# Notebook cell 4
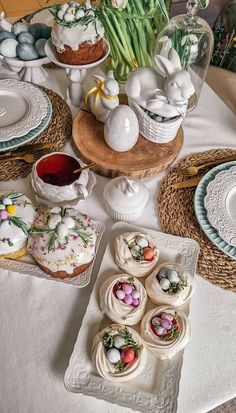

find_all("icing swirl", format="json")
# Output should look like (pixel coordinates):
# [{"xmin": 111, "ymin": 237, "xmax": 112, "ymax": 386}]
[
  {"xmin": 145, "ymin": 263, "xmax": 195, "ymax": 306},
  {"xmin": 140, "ymin": 306, "xmax": 191, "ymax": 359},
  {"xmin": 91, "ymin": 324, "xmax": 146, "ymax": 382},
  {"xmin": 114, "ymin": 232, "xmax": 159, "ymax": 277},
  {"xmin": 99, "ymin": 274, "xmax": 147, "ymax": 325}
]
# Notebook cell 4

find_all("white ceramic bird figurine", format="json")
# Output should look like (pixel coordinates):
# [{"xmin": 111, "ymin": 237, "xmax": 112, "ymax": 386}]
[
  {"xmin": 0, "ymin": 12, "xmax": 12, "ymax": 32},
  {"xmin": 85, "ymin": 70, "xmax": 120, "ymax": 123},
  {"xmin": 125, "ymin": 48, "xmax": 195, "ymax": 118}
]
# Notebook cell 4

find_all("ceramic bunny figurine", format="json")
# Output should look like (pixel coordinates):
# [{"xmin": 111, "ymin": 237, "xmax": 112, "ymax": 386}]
[
  {"xmin": 125, "ymin": 48, "xmax": 195, "ymax": 118},
  {"xmin": 86, "ymin": 70, "xmax": 120, "ymax": 123},
  {"xmin": 0, "ymin": 12, "xmax": 12, "ymax": 32}
]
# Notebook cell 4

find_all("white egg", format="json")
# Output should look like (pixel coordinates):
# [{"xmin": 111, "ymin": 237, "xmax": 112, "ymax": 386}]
[
  {"xmin": 48, "ymin": 214, "xmax": 61, "ymax": 229},
  {"xmin": 61, "ymin": 216, "xmax": 75, "ymax": 229},
  {"xmin": 61, "ymin": 3, "xmax": 69, "ymax": 12},
  {"xmin": 113, "ymin": 335, "xmax": 126, "ymax": 349},
  {"xmin": 0, "ymin": 38, "xmax": 18, "ymax": 58},
  {"xmin": 136, "ymin": 236, "xmax": 148, "ymax": 248},
  {"xmin": 56, "ymin": 222, "xmax": 68, "ymax": 241},
  {"xmin": 75, "ymin": 9, "xmax": 84, "ymax": 19},
  {"xmin": 160, "ymin": 278, "xmax": 171, "ymax": 291},
  {"xmin": 106, "ymin": 348, "xmax": 121, "ymax": 364},
  {"xmin": 104, "ymin": 105, "xmax": 139, "ymax": 152},
  {"xmin": 167, "ymin": 269, "xmax": 180, "ymax": 283},
  {"xmin": 57, "ymin": 10, "xmax": 65, "ymax": 20},
  {"xmin": 64, "ymin": 12, "xmax": 75, "ymax": 22}
]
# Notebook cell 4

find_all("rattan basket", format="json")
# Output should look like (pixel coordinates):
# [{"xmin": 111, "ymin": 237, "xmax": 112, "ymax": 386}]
[{"xmin": 128, "ymin": 98, "xmax": 183, "ymax": 144}]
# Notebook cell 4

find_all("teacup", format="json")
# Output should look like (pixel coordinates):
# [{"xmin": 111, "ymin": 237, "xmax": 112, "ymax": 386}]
[{"xmin": 31, "ymin": 152, "xmax": 96, "ymax": 205}]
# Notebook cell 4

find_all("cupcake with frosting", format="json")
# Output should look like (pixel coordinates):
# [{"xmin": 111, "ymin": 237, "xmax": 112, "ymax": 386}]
[
  {"xmin": 114, "ymin": 232, "xmax": 159, "ymax": 277},
  {"xmin": 140, "ymin": 306, "xmax": 190, "ymax": 359},
  {"xmin": 92, "ymin": 324, "xmax": 146, "ymax": 382},
  {"xmin": 99, "ymin": 274, "xmax": 147, "ymax": 325},
  {"xmin": 145, "ymin": 262, "xmax": 195, "ymax": 306}
]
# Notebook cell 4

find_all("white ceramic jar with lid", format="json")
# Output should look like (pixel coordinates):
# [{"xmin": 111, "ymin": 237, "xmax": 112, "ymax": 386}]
[{"xmin": 103, "ymin": 176, "xmax": 149, "ymax": 222}]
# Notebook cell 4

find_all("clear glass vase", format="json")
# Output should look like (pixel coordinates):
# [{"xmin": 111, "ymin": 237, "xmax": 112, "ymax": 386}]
[
  {"xmin": 97, "ymin": 0, "xmax": 170, "ymax": 83},
  {"xmin": 155, "ymin": 0, "xmax": 214, "ymax": 110}
]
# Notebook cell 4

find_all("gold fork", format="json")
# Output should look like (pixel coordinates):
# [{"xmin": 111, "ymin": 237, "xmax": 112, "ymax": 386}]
[
  {"xmin": 176, "ymin": 156, "xmax": 236, "ymax": 177},
  {"xmin": 0, "ymin": 153, "xmax": 35, "ymax": 164}
]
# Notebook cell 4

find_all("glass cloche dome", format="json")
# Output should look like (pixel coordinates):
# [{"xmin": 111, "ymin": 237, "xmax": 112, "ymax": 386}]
[{"xmin": 155, "ymin": 0, "xmax": 214, "ymax": 110}]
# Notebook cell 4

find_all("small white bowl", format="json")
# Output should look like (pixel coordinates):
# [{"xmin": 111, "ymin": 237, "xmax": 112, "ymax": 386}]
[{"xmin": 103, "ymin": 176, "xmax": 149, "ymax": 222}]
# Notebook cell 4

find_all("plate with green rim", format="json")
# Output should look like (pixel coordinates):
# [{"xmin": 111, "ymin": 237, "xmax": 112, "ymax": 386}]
[
  {"xmin": 0, "ymin": 94, "xmax": 52, "ymax": 152},
  {"xmin": 194, "ymin": 160, "xmax": 236, "ymax": 260}
]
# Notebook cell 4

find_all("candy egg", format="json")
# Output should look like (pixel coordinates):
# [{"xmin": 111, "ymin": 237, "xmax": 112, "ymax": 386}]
[
  {"xmin": 2, "ymin": 198, "xmax": 13, "ymax": 206},
  {"xmin": 160, "ymin": 278, "xmax": 171, "ymax": 291},
  {"xmin": 160, "ymin": 319, "xmax": 172, "ymax": 330},
  {"xmin": 143, "ymin": 247, "xmax": 154, "ymax": 261},
  {"xmin": 130, "ymin": 244, "xmax": 141, "ymax": 258},
  {"xmin": 106, "ymin": 348, "xmax": 121, "ymax": 364},
  {"xmin": 121, "ymin": 348, "xmax": 135, "ymax": 363},
  {"xmin": 155, "ymin": 325, "xmax": 167, "ymax": 336},
  {"xmin": 64, "ymin": 12, "xmax": 75, "ymax": 22},
  {"xmin": 57, "ymin": 10, "xmax": 65, "ymax": 20},
  {"xmin": 0, "ymin": 205, "xmax": 6, "ymax": 210},
  {"xmin": 113, "ymin": 335, "xmax": 126, "ymax": 349},
  {"xmin": 115, "ymin": 290, "xmax": 125, "ymax": 300},
  {"xmin": 48, "ymin": 214, "xmax": 61, "ymax": 229},
  {"xmin": 0, "ymin": 210, "xmax": 8, "ymax": 220},
  {"xmin": 161, "ymin": 313, "xmax": 173, "ymax": 321},
  {"xmin": 136, "ymin": 237, "xmax": 148, "ymax": 248},
  {"xmin": 75, "ymin": 9, "xmax": 84, "ymax": 19},
  {"xmin": 61, "ymin": 216, "xmax": 75, "ymax": 229},
  {"xmin": 167, "ymin": 269, "xmax": 180, "ymax": 283},
  {"xmin": 152, "ymin": 316, "xmax": 161, "ymax": 325},
  {"xmin": 122, "ymin": 283, "xmax": 133, "ymax": 295},
  {"xmin": 132, "ymin": 298, "xmax": 139, "ymax": 307},
  {"xmin": 158, "ymin": 268, "xmax": 168, "ymax": 281},
  {"xmin": 6, "ymin": 205, "xmax": 16, "ymax": 215},
  {"xmin": 131, "ymin": 290, "xmax": 140, "ymax": 299},
  {"xmin": 56, "ymin": 222, "xmax": 68, "ymax": 241},
  {"xmin": 124, "ymin": 294, "xmax": 133, "ymax": 305}
]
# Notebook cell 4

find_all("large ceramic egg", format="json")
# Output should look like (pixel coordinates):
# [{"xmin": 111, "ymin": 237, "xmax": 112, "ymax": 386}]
[{"xmin": 104, "ymin": 105, "xmax": 139, "ymax": 152}]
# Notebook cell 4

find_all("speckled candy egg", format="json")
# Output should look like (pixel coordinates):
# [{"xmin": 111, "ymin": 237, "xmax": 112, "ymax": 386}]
[
  {"xmin": 167, "ymin": 269, "xmax": 180, "ymax": 284},
  {"xmin": 136, "ymin": 236, "xmax": 148, "ymax": 248},
  {"xmin": 35, "ymin": 39, "xmax": 47, "ymax": 57},
  {"xmin": 0, "ymin": 38, "xmax": 18, "ymax": 58},
  {"xmin": 106, "ymin": 348, "xmax": 121, "ymax": 364},
  {"xmin": 160, "ymin": 278, "xmax": 171, "ymax": 291},
  {"xmin": 16, "ymin": 43, "xmax": 39, "ymax": 61},
  {"xmin": 113, "ymin": 335, "xmax": 126, "ymax": 349}
]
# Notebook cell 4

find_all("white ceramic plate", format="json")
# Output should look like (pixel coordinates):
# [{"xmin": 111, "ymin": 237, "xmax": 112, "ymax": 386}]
[
  {"xmin": 204, "ymin": 163, "xmax": 236, "ymax": 246},
  {"xmin": 0, "ymin": 220, "xmax": 104, "ymax": 288},
  {"xmin": 64, "ymin": 222, "xmax": 200, "ymax": 413},
  {"xmin": 0, "ymin": 94, "xmax": 52, "ymax": 152},
  {"xmin": 0, "ymin": 79, "xmax": 48, "ymax": 141}
]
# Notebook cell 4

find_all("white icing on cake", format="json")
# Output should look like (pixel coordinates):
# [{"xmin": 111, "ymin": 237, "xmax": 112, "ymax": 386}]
[
  {"xmin": 99, "ymin": 274, "xmax": 148, "ymax": 325},
  {"xmin": 114, "ymin": 232, "xmax": 159, "ymax": 277},
  {"xmin": 27, "ymin": 209, "xmax": 96, "ymax": 275},
  {"xmin": 140, "ymin": 306, "xmax": 191, "ymax": 360},
  {"xmin": 91, "ymin": 324, "xmax": 146, "ymax": 382},
  {"xmin": 0, "ymin": 192, "xmax": 36, "ymax": 255},
  {"xmin": 145, "ymin": 263, "xmax": 195, "ymax": 306}
]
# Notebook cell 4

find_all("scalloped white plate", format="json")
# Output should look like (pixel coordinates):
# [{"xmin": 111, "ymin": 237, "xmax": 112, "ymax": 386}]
[
  {"xmin": 64, "ymin": 222, "xmax": 200, "ymax": 413},
  {"xmin": 0, "ymin": 219, "xmax": 104, "ymax": 288}
]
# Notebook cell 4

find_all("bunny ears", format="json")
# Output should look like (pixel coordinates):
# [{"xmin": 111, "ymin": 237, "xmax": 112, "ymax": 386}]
[{"xmin": 154, "ymin": 48, "xmax": 182, "ymax": 77}]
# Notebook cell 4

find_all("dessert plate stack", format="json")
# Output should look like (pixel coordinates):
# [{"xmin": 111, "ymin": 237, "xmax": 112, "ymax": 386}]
[
  {"xmin": 0, "ymin": 79, "xmax": 52, "ymax": 152},
  {"xmin": 194, "ymin": 161, "xmax": 236, "ymax": 259}
]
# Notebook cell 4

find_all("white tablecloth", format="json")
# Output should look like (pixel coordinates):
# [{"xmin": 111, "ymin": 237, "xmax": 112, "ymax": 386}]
[{"xmin": 0, "ymin": 66, "xmax": 236, "ymax": 413}]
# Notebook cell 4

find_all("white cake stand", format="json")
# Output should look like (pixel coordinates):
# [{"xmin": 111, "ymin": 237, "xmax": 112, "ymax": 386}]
[
  {"xmin": 45, "ymin": 38, "xmax": 110, "ymax": 107},
  {"xmin": 0, "ymin": 55, "xmax": 50, "ymax": 84}
]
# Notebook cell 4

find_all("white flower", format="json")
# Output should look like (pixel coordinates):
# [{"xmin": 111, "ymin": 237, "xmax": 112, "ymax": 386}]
[
  {"xmin": 181, "ymin": 34, "xmax": 198, "ymax": 46},
  {"xmin": 111, "ymin": 0, "xmax": 128, "ymax": 9}
]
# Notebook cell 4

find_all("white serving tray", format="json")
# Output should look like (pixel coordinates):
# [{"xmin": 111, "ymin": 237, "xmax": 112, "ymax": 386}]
[
  {"xmin": 0, "ymin": 220, "xmax": 104, "ymax": 288},
  {"xmin": 64, "ymin": 222, "xmax": 200, "ymax": 412}
]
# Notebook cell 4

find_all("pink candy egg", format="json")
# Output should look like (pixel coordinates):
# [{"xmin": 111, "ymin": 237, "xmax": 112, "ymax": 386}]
[
  {"xmin": 161, "ymin": 313, "xmax": 173, "ymax": 321},
  {"xmin": 0, "ymin": 210, "xmax": 8, "ymax": 220},
  {"xmin": 131, "ymin": 290, "xmax": 140, "ymax": 299},
  {"xmin": 116, "ymin": 290, "xmax": 125, "ymax": 300},
  {"xmin": 122, "ymin": 283, "xmax": 133, "ymax": 295},
  {"xmin": 155, "ymin": 325, "xmax": 167, "ymax": 336},
  {"xmin": 123, "ymin": 294, "xmax": 133, "ymax": 305},
  {"xmin": 160, "ymin": 319, "xmax": 172, "ymax": 330},
  {"xmin": 152, "ymin": 316, "xmax": 161, "ymax": 325},
  {"xmin": 132, "ymin": 298, "xmax": 139, "ymax": 307}
]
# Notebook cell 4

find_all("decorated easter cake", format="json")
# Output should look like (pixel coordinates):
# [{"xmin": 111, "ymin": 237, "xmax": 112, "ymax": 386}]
[
  {"xmin": 99, "ymin": 274, "xmax": 148, "ymax": 325},
  {"xmin": 0, "ymin": 191, "xmax": 36, "ymax": 259},
  {"xmin": 27, "ymin": 207, "xmax": 97, "ymax": 278},
  {"xmin": 50, "ymin": 0, "xmax": 105, "ymax": 65},
  {"xmin": 145, "ymin": 262, "xmax": 195, "ymax": 307},
  {"xmin": 140, "ymin": 306, "xmax": 191, "ymax": 360},
  {"xmin": 92, "ymin": 324, "xmax": 146, "ymax": 382},
  {"xmin": 114, "ymin": 232, "xmax": 159, "ymax": 277}
]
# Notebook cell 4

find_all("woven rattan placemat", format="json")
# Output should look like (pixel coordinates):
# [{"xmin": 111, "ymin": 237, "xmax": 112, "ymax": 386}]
[
  {"xmin": 158, "ymin": 148, "xmax": 236, "ymax": 291},
  {"xmin": 0, "ymin": 86, "xmax": 72, "ymax": 181}
]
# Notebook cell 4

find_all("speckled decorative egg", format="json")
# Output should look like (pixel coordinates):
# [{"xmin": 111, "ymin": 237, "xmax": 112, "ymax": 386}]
[
  {"xmin": 35, "ymin": 38, "xmax": 47, "ymax": 57},
  {"xmin": 167, "ymin": 269, "xmax": 180, "ymax": 283},
  {"xmin": 0, "ymin": 38, "xmax": 18, "ymax": 58},
  {"xmin": 18, "ymin": 32, "xmax": 35, "ymax": 45},
  {"xmin": 29, "ymin": 23, "xmax": 48, "ymax": 41},
  {"xmin": 104, "ymin": 105, "xmax": 139, "ymax": 152},
  {"xmin": 136, "ymin": 237, "xmax": 149, "ymax": 248},
  {"xmin": 0, "ymin": 29, "xmax": 16, "ymax": 42},
  {"xmin": 12, "ymin": 22, "xmax": 30, "ymax": 36},
  {"xmin": 113, "ymin": 335, "xmax": 126, "ymax": 349},
  {"xmin": 16, "ymin": 43, "xmax": 39, "ymax": 60},
  {"xmin": 160, "ymin": 278, "xmax": 171, "ymax": 291}
]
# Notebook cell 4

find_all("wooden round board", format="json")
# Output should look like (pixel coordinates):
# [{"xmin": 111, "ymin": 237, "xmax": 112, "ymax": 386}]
[{"xmin": 72, "ymin": 111, "xmax": 184, "ymax": 179}]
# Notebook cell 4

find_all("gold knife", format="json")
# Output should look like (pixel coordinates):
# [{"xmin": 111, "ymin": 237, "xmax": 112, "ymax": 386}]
[
  {"xmin": 0, "ymin": 142, "xmax": 56, "ymax": 159},
  {"xmin": 171, "ymin": 176, "xmax": 202, "ymax": 189}
]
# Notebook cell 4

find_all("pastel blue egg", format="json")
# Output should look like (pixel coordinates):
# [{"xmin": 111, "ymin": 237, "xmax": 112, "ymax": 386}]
[
  {"xmin": 12, "ymin": 22, "xmax": 30, "ymax": 36},
  {"xmin": 18, "ymin": 32, "xmax": 35, "ymax": 45},
  {"xmin": 16, "ymin": 43, "xmax": 39, "ymax": 61},
  {"xmin": 2, "ymin": 197, "xmax": 13, "ymax": 205},
  {"xmin": 0, "ymin": 29, "xmax": 16, "ymax": 42}
]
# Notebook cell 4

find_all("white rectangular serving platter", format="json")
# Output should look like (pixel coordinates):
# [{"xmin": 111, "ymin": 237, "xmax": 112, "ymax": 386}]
[
  {"xmin": 0, "ymin": 220, "xmax": 105, "ymax": 288},
  {"xmin": 64, "ymin": 222, "xmax": 200, "ymax": 412}
]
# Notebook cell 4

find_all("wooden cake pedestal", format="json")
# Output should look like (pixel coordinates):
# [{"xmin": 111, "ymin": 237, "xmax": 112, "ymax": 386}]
[{"xmin": 72, "ymin": 111, "xmax": 184, "ymax": 179}]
